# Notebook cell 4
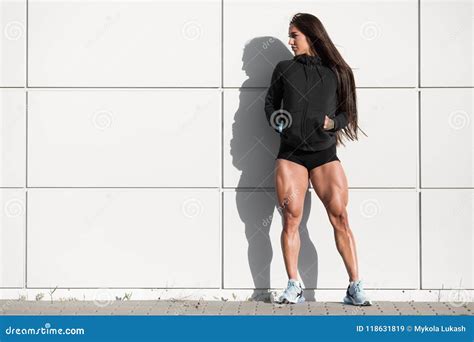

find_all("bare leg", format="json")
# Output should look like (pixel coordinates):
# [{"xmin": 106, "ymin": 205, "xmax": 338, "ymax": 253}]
[
  {"xmin": 275, "ymin": 159, "xmax": 309, "ymax": 280},
  {"xmin": 309, "ymin": 160, "xmax": 359, "ymax": 282}
]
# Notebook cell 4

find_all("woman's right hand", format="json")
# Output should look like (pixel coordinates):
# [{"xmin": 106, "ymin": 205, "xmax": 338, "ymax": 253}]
[{"xmin": 323, "ymin": 115, "xmax": 335, "ymax": 130}]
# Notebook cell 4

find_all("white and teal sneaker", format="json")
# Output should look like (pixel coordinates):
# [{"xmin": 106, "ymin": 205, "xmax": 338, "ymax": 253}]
[
  {"xmin": 275, "ymin": 279, "xmax": 305, "ymax": 304},
  {"xmin": 343, "ymin": 279, "xmax": 372, "ymax": 306}
]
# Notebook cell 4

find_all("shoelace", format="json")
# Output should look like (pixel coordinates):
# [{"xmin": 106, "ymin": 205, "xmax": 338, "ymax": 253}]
[
  {"xmin": 352, "ymin": 281, "xmax": 365, "ymax": 295},
  {"xmin": 284, "ymin": 281, "xmax": 302, "ymax": 297}
]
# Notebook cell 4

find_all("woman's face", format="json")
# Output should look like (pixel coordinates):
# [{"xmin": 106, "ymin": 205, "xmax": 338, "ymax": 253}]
[{"xmin": 288, "ymin": 24, "xmax": 312, "ymax": 56}]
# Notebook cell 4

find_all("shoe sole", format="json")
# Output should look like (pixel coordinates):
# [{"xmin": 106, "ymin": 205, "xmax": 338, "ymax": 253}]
[
  {"xmin": 343, "ymin": 295, "xmax": 372, "ymax": 306},
  {"xmin": 278, "ymin": 295, "xmax": 305, "ymax": 304}
]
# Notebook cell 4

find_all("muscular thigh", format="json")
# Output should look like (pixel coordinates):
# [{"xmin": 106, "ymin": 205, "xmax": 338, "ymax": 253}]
[
  {"xmin": 309, "ymin": 160, "xmax": 348, "ymax": 208},
  {"xmin": 275, "ymin": 159, "xmax": 309, "ymax": 218}
]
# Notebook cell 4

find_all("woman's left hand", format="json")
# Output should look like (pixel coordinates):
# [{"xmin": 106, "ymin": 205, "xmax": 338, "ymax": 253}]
[{"xmin": 323, "ymin": 115, "xmax": 334, "ymax": 130}]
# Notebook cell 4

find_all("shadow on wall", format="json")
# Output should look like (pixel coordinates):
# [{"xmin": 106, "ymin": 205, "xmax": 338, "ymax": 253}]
[{"xmin": 229, "ymin": 37, "xmax": 319, "ymax": 302}]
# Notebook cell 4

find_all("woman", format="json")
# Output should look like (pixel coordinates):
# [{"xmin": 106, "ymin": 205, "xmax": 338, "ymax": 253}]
[{"xmin": 264, "ymin": 13, "xmax": 371, "ymax": 306}]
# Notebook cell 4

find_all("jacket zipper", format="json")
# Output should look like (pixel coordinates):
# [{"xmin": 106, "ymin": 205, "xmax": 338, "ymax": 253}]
[{"xmin": 301, "ymin": 66, "xmax": 309, "ymax": 148}]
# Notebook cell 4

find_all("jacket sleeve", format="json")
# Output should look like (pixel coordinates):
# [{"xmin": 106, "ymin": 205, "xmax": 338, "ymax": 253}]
[
  {"xmin": 264, "ymin": 62, "xmax": 284, "ymax": 131},
  {"xmin": 326, "ymin": 111, "xmax": 349, "ymax": 132}
]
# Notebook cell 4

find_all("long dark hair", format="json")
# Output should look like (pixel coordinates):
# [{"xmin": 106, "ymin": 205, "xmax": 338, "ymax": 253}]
[{"xmin": 290, "ymin": 13, "xmax": 366, "ymax": 146}]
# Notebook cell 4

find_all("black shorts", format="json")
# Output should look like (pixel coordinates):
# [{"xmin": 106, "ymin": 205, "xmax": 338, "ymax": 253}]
[{"xmin": 275, "ymin": 142, "xmax": 340, "ymax": 172}]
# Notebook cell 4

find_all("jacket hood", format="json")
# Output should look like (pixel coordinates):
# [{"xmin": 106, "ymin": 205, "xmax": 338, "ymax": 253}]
[
  {"xmin": 293, "ymin": 53, "xmax": 324, "ymax": 84},
  {"xmin": 293, "ymin": 53, "xmax": 322, "ymax": 67}
]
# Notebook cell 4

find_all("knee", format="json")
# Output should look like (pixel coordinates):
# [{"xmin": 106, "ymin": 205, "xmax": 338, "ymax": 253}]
[
  {"xmin": 326, "ymin": 198, "xmax": 349, "ymax": 230},
  {"xmin": 282, "ymin": 207, "xmax": 302, "ymax": 232}
]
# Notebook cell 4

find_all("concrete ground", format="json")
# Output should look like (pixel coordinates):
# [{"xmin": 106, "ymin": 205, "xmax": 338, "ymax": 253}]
[{"xmin": 0, "ymin": 300, "xmax": 472, "ymax": 315}]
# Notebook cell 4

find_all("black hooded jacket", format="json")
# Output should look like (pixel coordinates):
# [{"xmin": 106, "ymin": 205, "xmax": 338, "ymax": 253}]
[{"xmin": 264, "ymin": 53, "xmax": 349, "ymax": 151}]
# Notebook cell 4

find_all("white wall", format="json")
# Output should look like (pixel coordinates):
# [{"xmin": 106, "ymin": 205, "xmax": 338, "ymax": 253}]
[{"xmin": 0, "ymin": 0, "xmax": 472, "ymax": 299}]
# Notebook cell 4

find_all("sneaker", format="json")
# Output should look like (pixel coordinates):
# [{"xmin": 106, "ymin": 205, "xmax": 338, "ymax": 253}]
[
  {"xmin": 343, "ymin": 279, "xmax": 372, "ymax": 306},
  {"xmin": 275, "ymin": 279, "xmax": 305, "ymax": 304}
]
